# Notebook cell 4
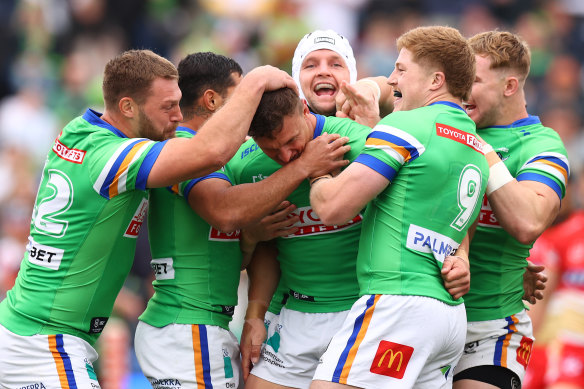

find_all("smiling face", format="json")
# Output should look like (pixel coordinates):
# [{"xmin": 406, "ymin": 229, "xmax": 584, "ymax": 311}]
[
  {"xmin": 387, "ymin": 48, "xmax": 435, "ymax": 112},
  {"xmin": 135, "ymin": 77, "xmax": 183, "ymax": 141},
  {"xmin": 298, "ymin": 49, "xmax": 351, "ymax": 116},
  {"xmin": 464, "ymin": 55, "xmax": 507, "ymax": 129},
  {"xmin": 254, "ymin": 104, "xmax": 313, "ymax": 165}
]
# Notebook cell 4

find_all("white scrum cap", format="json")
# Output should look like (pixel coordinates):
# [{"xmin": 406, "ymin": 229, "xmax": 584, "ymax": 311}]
[{"xmin": 292, "ymin": 29, "xmax": 357, "ymax": 100}]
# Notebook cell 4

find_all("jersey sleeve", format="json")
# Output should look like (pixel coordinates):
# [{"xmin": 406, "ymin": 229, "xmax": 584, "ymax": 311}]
[
  {"xmin": 172, "ymin": 167, "xmax": 231, "ymax": 198},
  {"xmin": 353, "ymin": 123, "xmax": 426, "ymax": 182},
  {"xmin": 516, "ymin": 151, "xmax": 570, "ymax": 200},
  {"xmin": 91, "ymin": 137, "xmax": 166, "ymax": 199}
]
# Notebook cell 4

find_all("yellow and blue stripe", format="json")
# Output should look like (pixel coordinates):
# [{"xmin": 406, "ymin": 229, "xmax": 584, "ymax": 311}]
[
  {"xmin": 517, "ymin": 152, "xmax": 570, "ymax": 199},
  {"xmin": 49, "ymin": 334, "xmax": 78, "ymax": 388},
  {"xmin": 332, "ymin": 294, "xmax": 380, "ymax": 384},
  {"xmin": 493, "ymin": 315, "xmax": 519, "ymax": 368},
  {"xmin": 192, "ymin": 324, "xmax": 213, "ymax": 388}
]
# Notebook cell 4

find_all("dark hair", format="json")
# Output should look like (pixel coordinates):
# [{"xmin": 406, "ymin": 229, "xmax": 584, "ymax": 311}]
[
  {"xmin": 249, "ymin": 88, "xmax": 302, "ymax": 139},
  {"xmin": 177, "ymin": 52, "xmax": 242, "ymax": 120},
  {"xmin": 103, "ymin": 49, "xmax": 177, "ymax": 109}
]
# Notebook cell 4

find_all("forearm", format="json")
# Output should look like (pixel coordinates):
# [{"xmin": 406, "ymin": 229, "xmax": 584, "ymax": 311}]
[
  {"xmin": 245, "ymin": 244, "xmax": 280, "ymax": 320},
  {"xmin": 310, "ymin": 175, "xmax": 360, "ymax": 225}
]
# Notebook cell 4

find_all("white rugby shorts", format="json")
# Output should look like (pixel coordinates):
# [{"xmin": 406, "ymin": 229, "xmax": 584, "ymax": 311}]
[
  {"xmin": 313, "ymin": 294, "xmax": 467, "ymax": 389},
  {"xmin": 0, "ymin": 323, "xmax": 101, "ymax": 388},
  {"xmin": 250, "ymin": 307, "xmax": 350, "ymax": 388},
  {"xmin": 454, "ymin": 309, "xmax": 534, "ymax": 381},
  {"xmin": 134, "ymin": 321, "xmax": 242, "ymax": 389}
]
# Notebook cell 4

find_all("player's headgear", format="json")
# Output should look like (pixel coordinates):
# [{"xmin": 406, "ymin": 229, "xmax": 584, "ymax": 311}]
[{"xmin": 292, "ymin": 29, "xmax": 357, "ymax": 100}]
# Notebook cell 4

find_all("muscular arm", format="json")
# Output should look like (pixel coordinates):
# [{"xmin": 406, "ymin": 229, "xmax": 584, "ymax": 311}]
[
  {"xmin": 188, "ymin": 133, "xmax": 350, "ymax": 232},
  {"xmin": 310, "ymin": 162, "xmax": 389, "ymax": 226},
  {"xmin": 147, "ymin": 66, "xmax": 297, "ymax": 188},
  {"xmin": 485, "ymin": 150, "xmax": 561, "ymax": 244}
]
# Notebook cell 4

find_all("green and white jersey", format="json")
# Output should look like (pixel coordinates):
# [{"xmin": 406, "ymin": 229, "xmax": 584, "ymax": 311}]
[
  {"xmin": 354, "ymin": 102, "xmax": 489, "ymax": 305},
  {"xmin": 226, "ymin": 114, "xmax": 370, "ymax": 313},
  {"xmin": 140, "ymin": 126, "xmax": 242, "ymax": 330},
  {"xmin": 0, "ymin": 109, "xmax": 166, "ymax": 345},
  {"xmin": 466, "ymin": 116, "xmax": 570, "ymax": 321}
]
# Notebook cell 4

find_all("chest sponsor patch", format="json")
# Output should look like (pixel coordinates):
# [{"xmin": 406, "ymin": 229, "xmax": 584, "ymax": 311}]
[
  {"xmin": 52, "ymin": 136, "xmax": 86, "ymax": 164},
  {"xmin": 370, "ymin": 340, "xmax": 414, "ymax": 379},
  {"xmin": 477, "ymin": 195, "xmax": 502, "ymax": 228},
  {"xmin": 282, "ymin": 206, "xmax": 362, "ymax": 238},
  {"xmin": 26, "ymin": 236, "xmax": 64, "ymax": 270},
  {"xmin": 209, "ymin": 227, "xmax": 241, "ymax": 241},
  {"xmin": 436, "ymin": 123, "xmax": 483, "ymax": 153},
  {"xmin": 150, "ymin": 257, "xmax": 175, "ymax": 280},
  {"xmin": 406, "ymin": 224, "xmax": 459, "ymax": 263},
  {"xmin": 124, "ymin": 198, "xmax": 148, "ymax": 238}
]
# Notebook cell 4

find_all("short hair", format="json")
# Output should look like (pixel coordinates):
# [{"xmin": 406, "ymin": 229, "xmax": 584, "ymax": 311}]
[
  {"xmin": 468, "ymin": 31, "xmax": 531, "ymax": 81},
  {"xmin": 178, "ymin": 52, "xmax": 243, "ymax": 120},
  {"xmin": 248, "ymin": 88, "xmax": 302, "ymax": 139},
  {"xmin": 102, "ymin": 49, "xmax": 178, "ymax": 109},
  {"xmin": 397, "ymin": 26, "xmax": 475, "ymax": 101}
]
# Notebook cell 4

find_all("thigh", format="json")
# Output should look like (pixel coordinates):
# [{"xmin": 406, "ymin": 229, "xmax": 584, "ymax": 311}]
[
  {"xmin": 313, "ymin": 295, "xmax": 467, "ymax": 389},
  {"xmin": 0, "ymin": 324, "xmax": 101, "ymax": 388},
  {"xmin": 135, "ymin": 321, "xmax": 241, "ymax": 389},
  {"xmin": 250, "ymin": 308, "xmax": 349, "ymax": 389},
  {"xmin": 455, "ymin": 310, "xmax": 534, "ymax": 383}
]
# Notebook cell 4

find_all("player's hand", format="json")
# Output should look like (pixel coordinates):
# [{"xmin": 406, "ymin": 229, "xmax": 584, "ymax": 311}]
[
  {"xmin": 244, "ymin": 65, "xmax": 298, "ymax": 94},
  {"xmin": 298, "ymin": 132, "xmax": 350, "ymax": 178},
  {"xmin": 240, "ymin": 317, "xmax": 267, "ymax": 382},
  {"xmin": 335, "ymin": 81, "xmax": 380, "ymax": 127},
  {"xmin": 523, "ymin": 261, "xmax": 547, "ymax": 304},
  {"xmin": 243, "ymin": 201, "xmax": 299, "ymax": 243},
  {"xmin": 441, "ymin": 255, "xmax": 470, "ymax": 300}
]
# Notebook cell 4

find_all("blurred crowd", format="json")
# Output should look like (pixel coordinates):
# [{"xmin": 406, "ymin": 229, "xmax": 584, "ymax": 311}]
[{"xmin": 0, "ymin": 0, "xmax": 583, "ymax": 387}]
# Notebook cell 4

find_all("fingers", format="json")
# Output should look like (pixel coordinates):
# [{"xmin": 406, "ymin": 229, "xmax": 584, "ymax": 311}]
[
  {"xmin": 250, "ymin": 344, "xmax": 262, "ymax": 365},
  {"xmin": 441, "ymin": 258, "xmax": 453, "ymax": 274}
]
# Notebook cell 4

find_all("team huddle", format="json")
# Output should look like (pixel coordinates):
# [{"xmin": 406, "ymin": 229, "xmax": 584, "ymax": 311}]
[{"xmin": 0, "ymin": 25, "xmax": 570, "ymax": 389}]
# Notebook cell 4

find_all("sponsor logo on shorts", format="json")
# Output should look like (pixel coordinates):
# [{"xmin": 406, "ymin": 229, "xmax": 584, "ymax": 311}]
[
  {"xmin": 89, "ymin": 317, "xmax": 108, "ymax": 334},
  {"xmin": 26, "ymin": 236, "xmax": 64, "ymax": 270},
  {"xmin": 406, "ymin": 224, "xmax": 459, "ymax": 262},
  {"xmin": 478, "ymin": 195, "xmax": 502, "ymax": 228},
  {"xmin": 260, "ymin": 348, "xmax": 285, "ymax": 369},
  {"xmin": 148, "ymin": 378, "xmax": 182, "ymax": 388},
  {"xmin": 370, "ymin": 340, "xmax": 414, "ymax": 379},
  {"xmin": 124, "ymin": 198, "xmax": 148, "ymax": 237},
  {"xmin": 282, "ymin": 206, "xmax": 362, "ymax": 238},
  {"xmin": 208, "ymin": 227, "xmax": 241, "ymax": 241},
  {"xmin": 436, "ymin": 123, "xmax": 483, "ymax": 153},
  {"xmin": 53, "ymin": 136, "xmax": 86, "ymax": 164},
  {"xmin": 18, "ymin": 384, "xmax": 47, "ymax": 389},
  {"xmin": 151, "ymin": 258, "xmax": 175, "ymax": 280},
  {"xmin": 516, "ymin": 336, "xmax": 533, "ymax": 369}
]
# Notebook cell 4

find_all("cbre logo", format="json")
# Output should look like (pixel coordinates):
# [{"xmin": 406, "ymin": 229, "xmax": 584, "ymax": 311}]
[{"xmin": 370, "ymin": 340, "xmax": 414, "ymax": 379}]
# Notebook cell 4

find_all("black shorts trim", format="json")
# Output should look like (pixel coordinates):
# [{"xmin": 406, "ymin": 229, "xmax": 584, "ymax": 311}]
[{"xmin": 454, "ymin": 365, "xmax": 521, "ymax": 389}]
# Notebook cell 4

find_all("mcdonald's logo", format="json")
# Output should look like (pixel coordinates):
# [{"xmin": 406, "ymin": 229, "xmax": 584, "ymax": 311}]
[
  {"xmin": 370, "ymin": 340, "xmax": 414, "ymax": 379},
  {"xmin": 516, "ymin": 336, "xmax": 533, "ymax": 369}
]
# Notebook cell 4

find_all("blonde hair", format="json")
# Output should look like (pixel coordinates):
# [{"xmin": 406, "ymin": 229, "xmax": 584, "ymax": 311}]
[
  {"xmin": 468, "ymin": 31, "xmax": 531, "ymax": 81},
  {"xmin": 102, "ymin": 49, "xmax": 178, "ymax": 109},
  {"xmin": 397, "ymin": 26, "xmax": 475, "ymax": 101}
]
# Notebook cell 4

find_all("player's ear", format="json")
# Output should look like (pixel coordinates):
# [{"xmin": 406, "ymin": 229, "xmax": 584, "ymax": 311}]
[
  {"xmin": 119, "ymin": 97, "xmax": 136, "ymax": 118},
  {"xmin": 430, "ymin": 71, "xmax": 445, "ymax": 91},
  {"xmin": 503, "ymin": 76, "xmax": 519, "ymax": 97},
  {"xmin": 203, "ymin": 89, "xmax": 220, "ymax": 112}
]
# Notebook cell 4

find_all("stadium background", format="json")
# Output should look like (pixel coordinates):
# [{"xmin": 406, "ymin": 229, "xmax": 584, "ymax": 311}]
[{"xmin": 0, "ymin": 0, "xmax": 583, "ymax": 387}]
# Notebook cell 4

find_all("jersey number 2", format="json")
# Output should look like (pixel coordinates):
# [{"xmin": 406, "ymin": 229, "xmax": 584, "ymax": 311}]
[
  {"xmin": 33, "ymin": 169, "xmax": 74, "ymax": 237},
  {"xmin": 451, "ymin": 164, "xmax": 482, "ymax": 231}
]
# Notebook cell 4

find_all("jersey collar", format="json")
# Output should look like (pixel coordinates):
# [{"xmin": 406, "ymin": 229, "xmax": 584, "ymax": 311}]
[
  {"xmin": 429, "ymin": 101, "xmax": 465, "ymax": 111},
  {"xmin": 311, "ymin": 113, "xmax": 326, "ymax": 139},
  {"xmin": 486, "ymin": 115, "xmax": 541, "ymax": 129},
  {"xmin": 83, "ymin": 108, "xmax": 128, "ymax": 138}
]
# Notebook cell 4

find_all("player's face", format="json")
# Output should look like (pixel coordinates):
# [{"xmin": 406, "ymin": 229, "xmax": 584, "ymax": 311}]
[
  {"xmin": 299, "ymin": 49, "xmax": 350, "ymax": 116},
  {"xmin": 136, "ymin": 77, "xmax": 182, "ymax": 141},
  {"xmin": 254, "ymin": 108, "xmax": 313, "ymax": 166},
  {"xmin": 387, "ymin": 48, "xmax": 434, "ymax": 112},
  {"xmin": 464, "ymin": 55, "xmax": 506, "ymax": 129}
]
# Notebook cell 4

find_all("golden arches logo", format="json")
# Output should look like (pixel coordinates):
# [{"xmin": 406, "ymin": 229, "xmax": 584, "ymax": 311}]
[{"xmin": 378, "ymin": 349, "xmax": 404, "ymax": 371}]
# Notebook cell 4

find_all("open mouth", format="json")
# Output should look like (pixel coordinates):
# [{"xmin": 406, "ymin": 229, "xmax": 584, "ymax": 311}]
[
  {"xmin": 463, "ymin": 102, "xmax": 476, "ymax": 113},
  {"xmin": 314, "ymin": 83, "xmax": 336, "ymax": 96},
  {"xmin": 393, "ymin": 90, "xmax": 402, "ymax": 98}
]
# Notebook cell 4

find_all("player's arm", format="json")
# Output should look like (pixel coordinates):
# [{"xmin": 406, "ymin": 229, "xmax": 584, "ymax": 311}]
[
  {"xmin": 336, "ymin": 76, "xmax": 393, "ymax": 126},
  {"xmin": 241, "ymin": 243, "xmax": 280, "ymax": 381},
  {"xmin": 310, "ymin": 162, "xmax": 388, "ymax": 226},
  {"xmin": 484, "ymin": 148, "xmax": 561, "ymax": 244},
  {"xmin": 147, "ymin": 66, "xmax": 297, "ymax": 188},
  {"xmin": 188, "ymin": 133, "xmax": 350, "ymax": 232}
]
